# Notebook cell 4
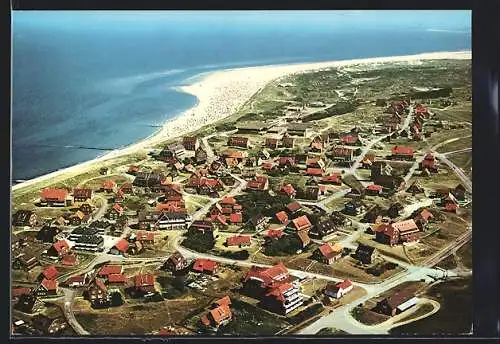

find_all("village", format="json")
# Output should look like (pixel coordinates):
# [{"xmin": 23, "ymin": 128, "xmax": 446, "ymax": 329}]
[{"xmin": 11, "ymin": 59, "xmax": 472, "ymax": 336}]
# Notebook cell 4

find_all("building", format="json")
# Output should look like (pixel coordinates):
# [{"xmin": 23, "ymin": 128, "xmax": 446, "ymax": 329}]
[
  {"xmin": 36, "ymin": 279, "xmax": 58, "ymax": 297},
  {"xmin": 87, "ymin": 279, "xmax": 110, "ymax": 308},
  {"xmin": 391, "ymin": 146, "xmax": 415, "ymax": 161},
  {"xmin": 329, "ymin": 146, "xmax": 354, "ymax": 162},
  {"xmin": 265, "ymin": 137, "xmax": 280, "ymax": 149},
  {"xmin": 134, "ymin": 274, "xmax": 156, "ymax": 293},
  {"xmin": 296, "ymin": 230, "xmax": 311, "ymax": 248},
  {"xmin": 247, "ymin": 175, "xmax": 269, "ymax": 191},
  {"xmin": 64, "ymin": 274, "xmax": 88, "ymax": 288},
  {"xmin": 452, "ymin": 184, "xmax": 467, "ymax": 201},
  {"xmin": 420, "ymin": 152, "xmax": 438, "ymax": 172},
  {"xmin": 73, "ymin": 235, "xmax": 104, "ymax": 252},
  {"xmin": 355, "ymin": 243, "xmax": 377, "ymax": 264},
  {"xmin": 133, "ymin": 172, "xmax": 164, "ymax": 188},
  {"xmin": 195, "ymin": 147, "xmax": 208, "ymax": 164},
  {"xmin": 374, "ymin": 290, "xmax": 419, "ymax": 316},
  {"xmin": 12, "ymin": 210, "xmax": 38, "ymax": 227},
  {"xmin": 40, "ymin": 188, "xmax": 70, "ymax": 207},
  {"xmin": 41, "ymin": 265, "xmax": 58, "ymax": 281},
  {"xmin": 309, "ymin": 219, "xmax": 339, "ymax": 239},
  {"xmin": 290, "ymin": 215, "xmax": 313, "ymax": 232},
  {"xmin": 243, "ymin": 262, "xmax": 303, "ymax": 314},
  {"xmin": 163, "ymin": 251, "xmax": 189, "ymax": 272},
  {"xmin": 339, "ymin": 134, "xmax": 362, "ymax": 146},
  {"xmin": 46, "ymin": 240, "xmax": 70, "ymax": 259},
  {"xmin": 375, "ymin": 219, "xmax": 420, "ymax": 246},
  {"xmin": 275, "ymin": 211, "xmax": 289, "ymax": 225},
  {"xmin": 201, "ymin": 296, "xmax": 233, "ymax": 329},
  {"xmin": 135, "ymin": 230, "xmax": 155, "ymax": 247},
  {"xmin": 414, "ymin": 209, "xmax": 434, "ymax": 230},
  {"xmin": 36, "ymin": 226, "xmax": 59, "ymax": 243},
  {"xmin": 406, "ymin": 180, "xmax": 425, "ymax": 194},
  {"xmin": 280, "ymin": 184, "xmax": 297, "ymax": 198},
  {"xmin": 442, "ymin": 192, "xmax": 459, "ymax": 212},
  {"xmin": 226, "ymin": 235, "xmax": 252, "ymax": 247},
  {"xmin": 103, "ymin": 180, "xmax": 116, "ymax": 193},
  {"xmin": 249, "ymin": 214, "xmax": 269, "ymax": 231},
  {"xmin": 227, "ymin": 136, "xmax": 249, "ymax": 148},
  {"xmin": 286, "ymin": 201, "xmax": 303, "ymax": 214},
  {"xmin": 192, "ymin": 258, "xmax": 218, "ymax": 274},
  {"xmin": 286, "ymin": 123, "xmax": 310, "ymax": 137},
  {"xmin": 315, "ymin": 242, "xmax": 343, "ymax": 264},
  {"xmin": 138, "ymin": 211, "xmax": 190, "ymax": 231},
  {"xmin": 306, "ymin": 168, "xmax": 323, "ymax": 177},
  {"xmin": 109, "ymin": 238, "xmax": 129, "ymax": 255},
  {"xmin": 98, "ymin": 265, "xmax": 123, "ymax": 278},
  {"xmin": 282, "ymin": 134, "xmax": 295, "ymax": 148},
  {"xmin": 321, "ymin": 174, "xmax": 342, "ymax": 185},
  {"xmin": 236, "ymin": 121, "xmax": 268, "ymax": 133},
  {"xmin": 73, "ymin": 188, "xmax": 92, "ymax": 202},
  {"xmin": 325, "ymin": 280, "xmax": 353, "ymax": 299},
  {"xmin": 366, "ymin": 184, "xmax": 383, "ymax": 196},
  {"xmin": 344, "ymin": 199, "xmax": 366, "ymax": 216},
  {"xmin": 182, "ymin": 136, "xmax": 200, "ymax": 151}
]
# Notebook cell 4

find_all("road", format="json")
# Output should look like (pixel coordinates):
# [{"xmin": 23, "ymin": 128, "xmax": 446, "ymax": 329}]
[
  {"xmin": 433, "ymin": 152, "xmax": 472, "ymax": 193},
  {"xmin": 61, "ymin": 288, "xmax": 90, "ymax": 335}
]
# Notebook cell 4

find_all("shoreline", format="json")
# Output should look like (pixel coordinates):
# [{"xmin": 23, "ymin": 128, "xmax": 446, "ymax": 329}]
[{"xmin": 12, "ymin": 50, "xmax": 471, "ymax": 192}]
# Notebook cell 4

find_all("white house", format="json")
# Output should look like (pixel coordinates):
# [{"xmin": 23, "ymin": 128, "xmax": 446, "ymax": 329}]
[{"xmin": 325, "ymin": 279, "xmax": 353, "ymax": 299}]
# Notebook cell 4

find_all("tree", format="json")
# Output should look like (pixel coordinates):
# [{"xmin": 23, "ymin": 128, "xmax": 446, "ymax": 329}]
[{"xmin": 110, "ymin": 291, "xmax": 124, "ymax": 307}]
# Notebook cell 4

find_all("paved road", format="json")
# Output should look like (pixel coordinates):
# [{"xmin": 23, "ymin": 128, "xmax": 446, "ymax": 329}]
[
  {"xmin": 61, "ymin": 288, "xmax": 90, "ymax": 335},
  {"xmin": 433, "ymin": 152, "xmax": 472, "ymax": 193}
]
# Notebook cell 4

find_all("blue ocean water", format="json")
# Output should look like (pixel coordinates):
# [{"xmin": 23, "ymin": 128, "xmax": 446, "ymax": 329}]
[{"xmin": 12, "ymin": 11, "xmax": 471, "ymax": 180}]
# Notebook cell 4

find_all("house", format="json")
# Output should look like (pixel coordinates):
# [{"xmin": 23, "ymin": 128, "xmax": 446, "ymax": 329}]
[
  {"xmin": 265, "ymin": 137, "xmax": 280, "ymax": 149},
  {"xmin": 406, "ymin": 180, "xmax": 425, "ymax": 194},
  {"xmin": 375, "ymin": 219, "xmax": 420, "ymax": 246},
  {"xmin": 127, "ymin": 165, "xmax": 140, "ymax": 175},
  {"xmin": 321, "ymin": 173, "xmax": 342, "ymax": 185},
  {"xmin": 73, "ymin": 188, "xmax": 92, "ymax": 202},
  {"xmin": 182, "ymin": 136, "xmax": 199, "ymax": 151},
  {"xmin": 107, "ymin": 273, "xmax": 126, "ymax": 284},
  {"xmin": 40, "ymin": 188, "xmax": 70, "ymax": 207},
  {"xmin": 243, "ymin": 262, "xmax": 303, "ymax": 315},
  {"xmin": 291, "ymin": 215, "xmax": 312, "ymax": 232},
  {"xmin": 46, "ymin": 240, "xmax": 70, "ymax": 259},
  {"xmin": 98, "ymin": 264, "xmax": 123, "ymax": 278},
  {"xmin": 226, "ymin": 235, "xmax": 252, "ymax": 247},
  {"xmin": 280, "ymin": 184, "xmax": 297, "ymax": 198},
  {"xmin": 275, "ymin": 211, "xmax": 289, "ymax": 225},
  {"xmin": 72, "ymin": 234, "xmax": 104, "ymax": 252},
  {"xmin": 36, "ymin": 278, "xmax": 58, "ymax": 296},
  {"xmin": 87, "ymin": 279, "xmax": 109, "ymax": 307},
  {"xmin": 159, "ymin": 143, "xmax": 186, "ymax": 162},
  {"xmin": 309, "ymin": 219, "xmax": 339, "ymax": 239},
  {"xmin": 340, "ymin": 134, "xmax": 362, "ymax": 146},
  {"xmin": 70, "ymin": 210, "xmax": 88, "ymax": 226},
  {"xmin": 227, "ymin": 136, "xmax": 249, "ymax": 148},
  {"xmin": 373, "ymin": 174, "xmax": 405, "ymax": 192},
  {"xmin": 41, "ymin": 265, "xmax": 58, "ymax": 280},
  {"xmin": 420, "ymin": 152, "xmax": 438, "ymax": 172},
  {"xmin": 79, "ymin": 202, "xmax": 93, "ymax": 215},
  {"xmin": 315, "ymin": 242, "xmax": 343, "ymax": 264},
  {"xmin": 13, "ymin": 253, "xmax": 39, "ymax": 271},
  {"xmin": 344, "ymin": 199, "xmax": 366, "ymax": 216},
  {"xmin": 262, "ymin": 161, "xmax": 275, "ymax": 171},
  {"xmin": 192, "ymin": 258, "xmax": 218, "ymax": 274},
  {"xmin": 200, "ymin": 296, "xmax": 233, "ymax": 329},
  {"xmin": 195, "ymin": 147, "xmax": 208, "ymax": 164},
  {"xmin": 309, "ymin": 136, "xmax": 324, "ymax": 153},
  {"xmin": 107, "ymin": 203, "xmax": 124, "ymax": 221},
  {"xmin": 366, "ymin": 184, "xmax": 383, "ymax": 196},
  {"xmin": 355, "ymin": 243, "xmax": 377, "ymax": 264},
  {"xmin": 103, "ymin": 180, "xmax": 116, "ymax": 193},
  {"xmin": 363, "ymin": 205, "xmax": 384, "ymax": 224},
  {"xmin": 134, "ymin": 274, "xmax": 156, "ymax": 293},
  {"xmin": 304, "ymin": 185, "xmax": 320, "ymax": 201},
  {"xmin": 109, "ymin": 239, "xmax": 129, "ymax": 255},
  {"xmin": 99, "ymin": 167, "xmax": 109, "ymax": 175},
  {"xmin": 306, "ymin": 157, "xmax": 326, "ymax": 170},
  {"xmin": 452, "ymin": 184, "xmax": 467, "ymax": 201},
  {"xmin": 229, "ymin": 212, "xmax": 243, "ymax": 224},
  {"xmin": 414, "ymin": 209, "xmax": 434, "ymax": 230},
  {"xmin": 374, "ymin": 290, "xmax": 419, "ymax": 316},
  {"xmin": 32, "ymin": 315, "xmax": 67, "ymax": 335},
  {"xmin": 325, "ymin": 280, "xmax": 353, "ymax": 299},
  {"xmin": 136, "ymin": 231, "xmax": 155, "ymax": 247},
  {"xmin": 12, "ymin": 287, "xmax": 33, "ymax": 301},
  {"xmin": 296, "ymin": 230, "xmax": 311, "ymax": 248},
  {"xmin": 246, "ymin": 175, "xmax": 269, "ymax": 191},
  {"xmin": 306, "ymin": 168, "xmax": 323, "ymax": 177},
  {"xmin": 15, "ymin": 293, "xmax": 43, "ymax": 314},
  {"xmin": 163, "ymin": 251, "xmax": 189, "ymax": 272},
  {"xmin": 190, "ymin": 220, "xmax": 216, "ymax": 234},
  {"xmin": 64, "ymin": 274, "xmax": 88, "ymax": 288},
  {"xmin": 133, "ymin": 172, "xmax": 165, "ymax": 188},
  {"xmin": 286, "ymin": 201, "xmax": 302, "ymax": 214},
  {"xmin": 391, "ymin": 146, "xmax": 415, "ymax": 161},
  {"xmin": 236, "ymin": 121, "xmax": 268, "ymax": 133},
  {"xmin": 12, "ymin": 210, "xmax": 38, "ymax": 227},
  {"xmin": 266, "ymin": 228, "xmax": 285, "ymax": 240},
  {"xmin": 249, "ymin": 214, "xmax": 269, "ymax": 231},
  {"xmin": 36, "ymin": 226, "xmax": 59, "ymax": 243},
  {"xmin": 277, "ymin": 157, "xmax": 297, "ymax": 168},
  {"xmin": 329, "ymin": 146, "xmax": 354, "ymax": 162}
]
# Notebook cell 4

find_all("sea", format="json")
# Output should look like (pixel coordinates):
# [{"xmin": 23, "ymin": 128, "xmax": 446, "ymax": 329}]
[{"xmin": 12, "ymin": 10, "xmax": 471, "ymax": 181}]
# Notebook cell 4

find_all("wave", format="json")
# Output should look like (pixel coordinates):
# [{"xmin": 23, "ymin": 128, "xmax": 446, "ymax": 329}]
[
  {"xmin": 426, "ymin": 28, "xmax": 470, "ymax": 34},
  {"xmin": 98, "ymin": 68, "xmax": 186, "ymax": 93}
]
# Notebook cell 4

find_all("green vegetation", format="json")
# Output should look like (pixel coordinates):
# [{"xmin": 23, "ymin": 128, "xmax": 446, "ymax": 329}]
[
  {"xmin": 218, "ymin": 250, "xmax": 250, "ymax": 260},
  {"xmin": 182, "ymin": 229, "xmax": 215, "ymax": 253},
  {"xmin": 302, "ymin": 101, "xmax": 357, "ymax": 122},
  {"xmin": 236, "ymin": 193, "xmax": 292, "ymax": 222},
  {"xmin": 263, "ymin": 235, "xmax": 302, "ymax": 256},
  {"xmin": 287, "ymin": 303, "xmax": 325, "ymax": 325},
  {"xmin": 317, "ymin": 327, "xmax": 349, "ymax": 335},
  {"xmin": 395, "ymin": 302, "xmax": 435, "ymax": 324}
]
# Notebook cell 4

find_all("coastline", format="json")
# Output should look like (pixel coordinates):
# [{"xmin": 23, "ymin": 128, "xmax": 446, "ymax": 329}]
[{"xmin": 12, "ymin": 50, "xmax": 471, "ymax": 192}]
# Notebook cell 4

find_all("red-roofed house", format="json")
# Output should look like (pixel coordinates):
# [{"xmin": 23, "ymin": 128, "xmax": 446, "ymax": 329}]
[
  {"xmin": 325, "ymin": 280, "xmax": 353, "ymax": 299},
  {"xmin": 192, "ymin": 259, "xmax": 218, "ymax": 274},
  {"xmin": 229, "ymin": 212, "xmax": 243, "ymax": 224},
  {"xmin": 321, "ymin": 173, "xmax": 342, "ymax": 185},
  {"xmin": 265, "ymin": 137, "xmax": 279, "ymax": 149},
  {"xmin": 330, "ymin": 147, "xmax": 354, "ymax": 162},
  {"xmin": 275, "ymin": 211, "xmax": 289, "ymax": 225},
  {"xmin": 226, "ymin": 235, "xmax": 252, "ymax": 247},
  {"xmin": 266, "ymin": 228, "xmax": 285, "ymax": 240},
  {"xmin": 40, "ymin": 188, "xmax": 70, "ymax": 207},
  {"xmin": 182, "ymin": 136, "xmax": 200, "ymax": 151},
  {"xmin": 107, "ymin": 203, "xmax": 124, "ymax": 220},
  {"xmin": 136, "ymin": 231, "xmax": 155, "ymax": 247},
  {"xmin": 201, "ymin": 297, "xmax": 233, "ymax": 329},
  {"xmin": 47, "ymin": 240, "xmax": 70, "ymax": 259},
  {"xmin": 41, "ymin": 266, "xmax": 58, "ymax": 280},
  {"xmin": 64, "ymin": 275, "xmax": 87, "ymax": 288},
  {"xmin": 37, "ymin": 278, "xmax": 58, "ymax": 296},
  {"xmin": 291, "ymin": 215, "xmax": 313, "ymax": 232},
  {"xmin": 414, "ymin": 209, "xmax": 434, "ymax": 230},
  {"xmin": 107, "ymin": 273, "xmax": 126, "ymax": 284},
  {"xmin": 315, "ymin": 242, "xmax": 343, "ymax": 264},
  {"xmin": 420, "ymin": 152, "xmax": 438, "ymax": 172},
  {"xmin": 73, "ymin": 188, "xmax": 93, "ymax": 202},
  {"xmin": 277, "ymin": 157, "xmax": 296, "ymax": 167},
  {"xmin": 366, "ymin": 184, "xmax": 383, "ymax": 196},
  {"xmin": 306, "ymin": 168, "xmax": 323, "ymax": 177},
  {"xmin": 103, "ymin": 180, "xmax": 117, "ymax": 193},
  {"xmin": 340, "ymin": 135, "xmax": 361, "ymax": 146},
  {"xmin": 375, "ymin": 219, "xmax": 420, "ymax": 246},
  {"xmin": 62, "ymin": 254, "xmax": 77, "ymax": 266},
  {"xmin": 391, "ymin": 146, "xmax": 415, "ymax": 161},
  {"xmin": 134, "ymin": 274, "xmax": 156, "ymax": 293},
  {"xmin": 110, "ymin": 239, "xmax": 129, "ymax": 255},
  {"xmin": 296, "ymin": 231, "xmax": 311, "ymax": 248},
  {"xmin": 280, "ymin": 184, "xmax": 296, "ymax": 198},
  {"xmin": 247, "ymin": 175, "xmax": 269, "ymax": 191},
  {"xmin": 227, "ymin": 136, "xmax": 249, "ymax": 148},
  {"xmin": 98, "ymin": 265, "xmax": 123, "ymax": 277},
  {"xmin": 286, "ymin": 201, "xmax": 302, "ymax": 214}
]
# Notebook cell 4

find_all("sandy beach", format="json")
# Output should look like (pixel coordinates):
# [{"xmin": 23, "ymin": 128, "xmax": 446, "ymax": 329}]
[{"xmin": 12, "ymin": 50, "xmax": 471, "ymax": 192}]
